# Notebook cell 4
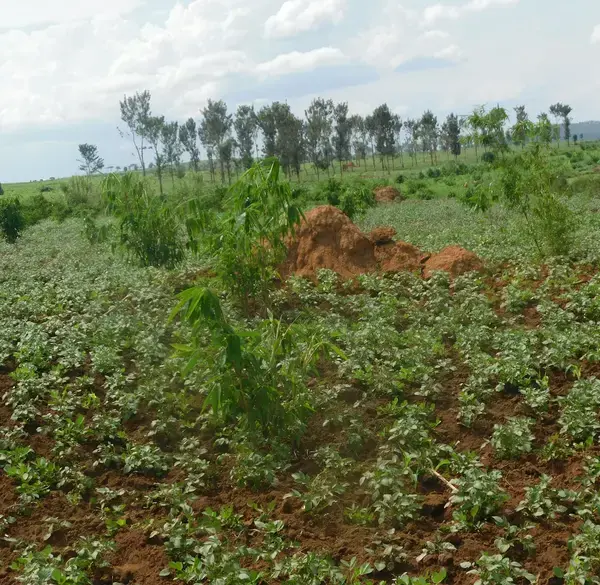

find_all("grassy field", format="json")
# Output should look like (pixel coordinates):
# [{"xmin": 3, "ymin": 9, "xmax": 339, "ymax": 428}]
[{"xmin": 2, "ymin": 143, "xmax": 600, "ymax": 584}]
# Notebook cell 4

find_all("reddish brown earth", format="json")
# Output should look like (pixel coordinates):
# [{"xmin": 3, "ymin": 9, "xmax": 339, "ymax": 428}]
[
  {"xmin": 374, "ymin": 186, "xmax": 403, "ymax": 203},
  {"xmin": 375, "ymin": 240, "xmax": 424, "ymax": 273},
  {"xmin": 283, "ymin": 207, "xmax": 482, "ymax": 280},
  {"xmin": 368, "ymin": 226, "xmax": 397, "ymax": 244},
  {"xmin": 423, "ymin": 245, "xmax": 484, "ymax": 279},
  {"xmin": 282, "ymin": 205, "xmax": 377, "ymax": 279}
]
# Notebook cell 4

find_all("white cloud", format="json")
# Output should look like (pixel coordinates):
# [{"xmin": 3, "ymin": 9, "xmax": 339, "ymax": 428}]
[
  {"xmin": 0, "ymin": 0, "xmax": 261, "ymax": 130},
  {"xmin": 434, "ymin": 44, "xmax": 462, "ymax": 60},
  {"xmin": 421, "ymin": 29, "xmax": 450, "ymax": 40},
  {"xmin": 264, "ymin": 0, "xmax": 346, "ymax": 38},
  {"xmin": 0, "ymin": 0, "xmax": 142, "ymax": 29},
  {"xmin": 255, "ymin": 47, "xmax": 347, "ymax": 78},
  {"xmin": 592, "ymin": 24, "xmax": 600, "ymax": 44},
  {"xmin": 422, "ymin": 0, "xmax": 519, "ymax": 25},
  {"xmin": 422, "ymin": 4, "xmax": 461, "ymax": 25}
]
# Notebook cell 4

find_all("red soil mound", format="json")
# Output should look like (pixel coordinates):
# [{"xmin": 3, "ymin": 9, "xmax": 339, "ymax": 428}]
[
  {"xmin": 282, "ymin": 206, "xmax": 376, "ymax": 279},
  {"xmin": 282, "ymin": 208, "xmax": 482, "ymax": 280},
  {"xmin": 369, "ymin": 226, "xmax": 397, "ymax": 244},
  {"xmin": 423, "ymin": 245, "xmax": 483, "ymax": 278},
  {"xmin": 376, "ymin": 240, "xmax": 423, "ymax": 273},
  {"xmin": 374, "ymin": 186, "xmax": 402, "ymax": 203}
]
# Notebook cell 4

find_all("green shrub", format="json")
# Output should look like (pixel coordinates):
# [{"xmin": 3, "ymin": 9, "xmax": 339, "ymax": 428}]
[
  {"xmin": 416, "ymin": 188, "xmax": 435, "ymax": 200},
  {"xmin": 0, "ymin": 197, "xmax": 26, "ymax": 243},
  {"xmin": 322, "ymin": 177, "xmax": 344, "ymax": 206},
  {"xmin": 339, "ymin": 184, "xmax": 375, "ymax": 219},
  {"xmin": 59, "ymin": 176, "xmax": 96, "ymax": 211},
  {"xmin": 441, "ymin": 160, "xmax": 470, "ymax": 176},
  {"xmin": 482, "ymin": 152, "xmax": 496, "ymax": 164},
  {"xmin": 22, "ymin": 194, "xmax": 53, "ymax": 226},
  {"xmin": 426, "ymin": 167, "xmax": 441, "ymax": 179},
  {"xmin": 571, "ymin": 174, "xmax": 600, "ymax": 197},
  {"xmin": 101, "ymin": 173, "xmax": 185, "ymax": 268},
  {"xmin": 395, "ymin": 174, "xmax": 405, "ymax": 184},
  {"xmin": 405, "ymin": 179, "xmax": 428, "ymax": 195}
]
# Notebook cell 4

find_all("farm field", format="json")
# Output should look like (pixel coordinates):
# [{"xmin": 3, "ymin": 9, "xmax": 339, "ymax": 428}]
[{"xmin": 3, "ymin": 142, "xmax": 600, "ymax": 585}]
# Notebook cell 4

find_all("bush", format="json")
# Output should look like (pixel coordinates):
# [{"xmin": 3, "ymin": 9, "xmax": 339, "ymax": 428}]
[
  {"xmin": 416, "ymin": 187, "xmax": 435, "ymax": 200},
  {"xmin": 60, "ymin": 177, "xmax": 92, "ymax": 207},
  {"xmin": 426, "ymin": 167, "xmax": 442, "ymax": 179},
  {"xmin": 395, "ymin": 174, "xmax": 405, "ymax": 184},
  {"xmin": 321, "ymin": 178, "xmax": 344, "ymax": 206},
  {"xmin": 22, "ymin": 194, "xmax": 53, "ymax": 226},
  {"xmin": 339, "ymin": 184, "xmax": 375, "ymax": 219},
  {"xmin": 441, "ymin": 161, "xmax": 470, "ymax": 176},
  {"xmin": 101, "ymin": 173, "xmax": 185, "ymax": 268},
  {"xmin": 405, "ymin": 179, "xmax": 428, "ymax": 196},
  {"xmin": 571, "ymin": 174, "xmax": 600, "ymax": 197},
  {"xmin": 0, "ymin": 197, "xmax": 26, "ymax": 243},
  {"xmin": 482, "ymin": 152, "xmax": 496, "ymax": 164}
]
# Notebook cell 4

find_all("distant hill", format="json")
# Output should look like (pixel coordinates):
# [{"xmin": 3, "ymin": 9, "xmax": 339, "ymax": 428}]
[{"xmin": 570, "ymin": 121, "xmax": 600, "ymax": 141}]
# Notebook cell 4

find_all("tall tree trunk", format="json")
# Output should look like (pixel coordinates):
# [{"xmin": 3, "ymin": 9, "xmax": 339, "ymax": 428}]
[{"xmin": 157, "ymin": 166, "xmax": 164, "ymax": 196}]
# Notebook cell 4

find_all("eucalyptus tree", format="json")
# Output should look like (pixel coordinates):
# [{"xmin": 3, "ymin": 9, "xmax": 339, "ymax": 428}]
[
  {"xmin": 419, "ymin": 110, "xmax": 439, "ymax": 165},
  {"xmin": 550, "ymin": 103, "xmax": 573, "ymax": 145},
  {"xmin": 441, "ymin": 114, "xmax": 461, "ymax": 159},
  {"xmin": 536, "ymin": 113, "xmax": 553, "ymax": 147},
  {"xmin": 305, "ymin": 98, "xmax": 334, "ymax": 179},
  {"xmin": 161, "ymin": 121, "xmax": 183, "ymax": 187},
  {"xmin": 200, "ymin": 99, "xmax": 233, "ymax": 183},
  {"xmin": 393, "ymin": 115, "xmax": 404, "ymax": 168},
  {"xmin": 179, "ymin": 118, "xmax": 200, "ymax": 171},
  {"xmin": 119, "ymin": 90, "xmax": 152, "ymax": 175},
  {"xmin": 276, "ymin": 111, "xmax": 304, "ymax": 179},
  {"xmin": 257, "ymin": 103, "xmax": 279, "ymax": 158},
  {"xmin": 403, "ymin": 119, "xmax": 419, "ymax": 166},
  {"xmin": 466, "ymin": 105, "xmax": 485, "ymax": 159},
  {"xmin": 512, "ymin": 106, "xmax": 530, "ymax": 149},
  {"xmin": 365, "ymin": 114, "xmax": 377, "ymax": 169},
  {"xmin": 349, "ymin": 114, "xmax": 368, "ymax": 168},
  {"xmin": 333, "ymin": 102, "xmax": 352, "ymax": 176},
  {"xmin": 145, "ymin": 115, "xmax": 166, "ymax": 195},
  {"xmin": 371, "ymin": 104, "xmax": 396, "ymax": 171},
  {"xmin": 198, "ymin": 124, "xmax": 216, "ymax": 183},
  {"xmin": 234, "ymin": 105, "xmax": 257, "ymax": 170},
  {"xmin": 219, "ymin": 137, "xmax": 236, "ymax": 184}
]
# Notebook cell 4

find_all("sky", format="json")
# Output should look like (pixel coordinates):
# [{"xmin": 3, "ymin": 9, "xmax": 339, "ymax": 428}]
[{"xmin": 1, "ymin": 0, "xmax": 600, "ymax": 183}]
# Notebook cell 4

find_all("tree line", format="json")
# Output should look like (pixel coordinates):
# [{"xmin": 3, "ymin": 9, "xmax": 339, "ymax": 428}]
[{"xmin": 77, "ymin": 91, "xmax": 577, "ymax": 193}]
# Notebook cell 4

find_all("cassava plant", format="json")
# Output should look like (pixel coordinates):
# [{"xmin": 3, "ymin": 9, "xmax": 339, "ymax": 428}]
[
  {"xmin": 101, "ymin": 172, "xmax": 185, "ymax": 267},
  {"xmin": 171, "ymin": 288, "xmax": 332, "ymax": 439},
  {"xmin": 186, "ymin": 158, "xmax": 303, "ymax": 312}
]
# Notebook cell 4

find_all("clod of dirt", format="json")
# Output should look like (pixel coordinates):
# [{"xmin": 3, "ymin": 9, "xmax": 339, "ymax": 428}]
[
  {"xmin": 376, "ymin": 240, "xmax": 423, "ymax": 273},
  {"xmin": 369, "ymin": 226, "xmax": 397, "ymax": 244},
  {"xmin": 423, "ymin": 245, "xmax": 483, "ymax": 278},
  {"xmin": 374, "ymin": 186, "xmax": 403, "ymax": 203},
  {"xmin": 282, "ymin": 205, "xmax": 377, "ymax": 279}
]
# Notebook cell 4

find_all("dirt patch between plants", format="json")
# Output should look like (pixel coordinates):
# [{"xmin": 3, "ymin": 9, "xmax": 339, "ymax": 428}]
[{"xmin": 282, "ymin": 206, "xmax": 482, "ymax": 280}]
